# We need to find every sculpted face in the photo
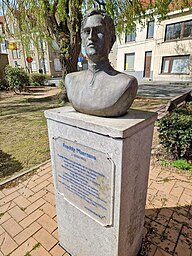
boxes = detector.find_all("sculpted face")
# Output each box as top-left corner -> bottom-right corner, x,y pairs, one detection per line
81,14 -> 110,61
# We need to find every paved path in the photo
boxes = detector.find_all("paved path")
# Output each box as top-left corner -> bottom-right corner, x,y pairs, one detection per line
138,83 -> 192,99
0,161 -> 191,256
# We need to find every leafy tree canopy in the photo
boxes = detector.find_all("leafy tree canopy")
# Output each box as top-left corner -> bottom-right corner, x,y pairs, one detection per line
0,0 -> 191,75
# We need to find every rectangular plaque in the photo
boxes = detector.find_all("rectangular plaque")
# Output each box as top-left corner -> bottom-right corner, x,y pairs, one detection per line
53,137 -> 114,226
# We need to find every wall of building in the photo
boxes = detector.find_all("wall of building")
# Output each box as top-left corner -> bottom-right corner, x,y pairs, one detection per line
116,22 -> 156,81
116,10 -> 192,83
153,11 -> 192,82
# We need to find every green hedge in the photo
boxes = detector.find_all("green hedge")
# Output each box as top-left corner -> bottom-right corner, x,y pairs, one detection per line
158,102 -> 192,160
5,66 -> 30,93
30,73 -> 50,86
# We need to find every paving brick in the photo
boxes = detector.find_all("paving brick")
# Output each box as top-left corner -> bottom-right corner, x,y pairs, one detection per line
28,189 -> 48,203
174,239 -> 192,256
181,226 -> 192,242
19,187 -> 34,198
46,183 -> 55,194
170,183 -> 184,198
155,213 -> 170,227
52,228 -> 59,240
50,243 -> 66,256
37,163 -> 51,176
144,244 -> 157,256
48,176 -> 54,183
13,194 -> 31,209
165,219 -> 182,243
64,253 -> 71,256
175,205 -> 189,217
30,245 -> 52,256
14,222 -> 41,245
8,205 -> 27,222
37,214 -> 57,233
0,225 -> 5,236
159,208 -> 173,219
2,186 -> 19,196
19,209 -> 44,228
22,179 -> 37,189
152,234 -> 175,254
33,228 -> 57,251
179,189 -> 192,205
145,208 -> 159,220
34,173 -> 52,185
0,191 -> 20,206
25,198 -> 46,215
0,190 -> 5,199
0,232 -> 17,255
154,248 -> 172,256
32,180 -> 50,193
43,192 -> 55,206
151,221 -> 166,236
40,202 -> 56,218
2,217 -> 23,237
0,200 -> 16,214
172,211 -> 191,226
0,212 -> 11,225
11,237 -> 38,256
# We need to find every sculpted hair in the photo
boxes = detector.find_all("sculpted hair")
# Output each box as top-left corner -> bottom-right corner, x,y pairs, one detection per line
81,9 -> 116,50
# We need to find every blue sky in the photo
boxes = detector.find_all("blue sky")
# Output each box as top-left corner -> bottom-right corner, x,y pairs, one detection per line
0,0 -> 3,16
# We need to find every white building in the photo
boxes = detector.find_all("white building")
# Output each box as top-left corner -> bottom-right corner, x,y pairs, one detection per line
115,8 -> 192,82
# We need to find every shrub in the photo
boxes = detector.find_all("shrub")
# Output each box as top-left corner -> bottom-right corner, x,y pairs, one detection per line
30,73 -> 50,86
5,66 -> 29,93
158,102 -> 192,160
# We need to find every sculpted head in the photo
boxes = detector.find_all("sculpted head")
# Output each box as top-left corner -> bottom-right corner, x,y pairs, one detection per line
81,9 -> 116,62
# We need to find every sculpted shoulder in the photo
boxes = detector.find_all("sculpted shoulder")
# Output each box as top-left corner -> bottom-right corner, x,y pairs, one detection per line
65,71 -> 86,88
116,72 -> 138,91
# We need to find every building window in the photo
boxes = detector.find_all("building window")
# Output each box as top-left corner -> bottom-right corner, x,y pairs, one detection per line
1,43 -> 7,53
54,58 -> 62,71
161,55 -> 189,74
165,20 -> 192,41
38,39 -> 46,51
146,21 -> 154,38
124,53 -> 135,71
12,50 -> 21,59
40,58 -> 48,73
31,60 -> 37,72
125,27 -> 136,42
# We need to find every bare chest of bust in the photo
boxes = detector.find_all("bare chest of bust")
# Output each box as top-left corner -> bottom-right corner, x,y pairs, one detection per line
65,69 -> 138,117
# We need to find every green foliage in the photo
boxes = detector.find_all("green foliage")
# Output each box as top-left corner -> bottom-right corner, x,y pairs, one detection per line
5,66 -> 30,93
158,102 -> 192,160
172,159 -> 192,171
159,159 -> 170,167
30,73 -> 50,86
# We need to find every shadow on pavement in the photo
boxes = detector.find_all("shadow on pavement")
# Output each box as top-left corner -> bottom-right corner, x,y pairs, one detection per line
139,205 -> 192,255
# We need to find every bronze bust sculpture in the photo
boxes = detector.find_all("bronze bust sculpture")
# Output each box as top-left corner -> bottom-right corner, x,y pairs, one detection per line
65,9 -> 138,117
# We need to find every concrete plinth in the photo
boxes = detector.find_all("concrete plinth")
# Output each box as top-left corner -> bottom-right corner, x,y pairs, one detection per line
45,106 -> 157,256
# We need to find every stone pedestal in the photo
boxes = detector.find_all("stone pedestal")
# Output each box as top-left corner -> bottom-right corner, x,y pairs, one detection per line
45,106 -> 157,256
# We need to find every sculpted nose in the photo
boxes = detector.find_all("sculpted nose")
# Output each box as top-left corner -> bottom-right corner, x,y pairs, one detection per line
88,29 -> 96,40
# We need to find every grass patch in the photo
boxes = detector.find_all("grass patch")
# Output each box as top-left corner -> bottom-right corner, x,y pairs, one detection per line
0,91 -> 63,182
172,159 -> 192,172
132,96 -> 167,111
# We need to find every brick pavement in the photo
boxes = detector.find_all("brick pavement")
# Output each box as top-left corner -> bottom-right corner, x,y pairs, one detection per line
0,161 -> 192,256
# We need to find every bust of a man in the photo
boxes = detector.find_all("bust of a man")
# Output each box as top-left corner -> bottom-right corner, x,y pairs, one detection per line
65,9 -> 138,117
